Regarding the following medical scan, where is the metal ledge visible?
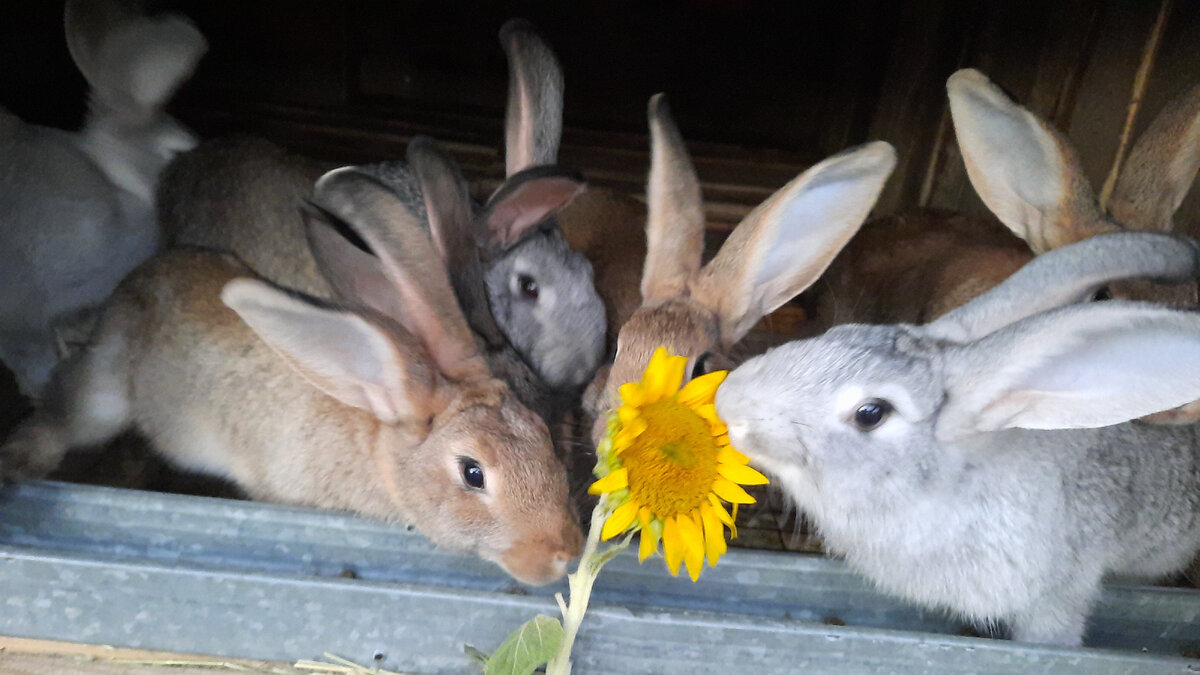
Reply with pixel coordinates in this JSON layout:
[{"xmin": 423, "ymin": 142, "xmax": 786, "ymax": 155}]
[{"xmin": 1, "ymin": 481, "xmax": 1198, "ymax": 671}]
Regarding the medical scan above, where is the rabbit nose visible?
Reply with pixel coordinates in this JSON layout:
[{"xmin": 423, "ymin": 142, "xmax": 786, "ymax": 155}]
[{"xmin": 725, "ymin": 420, "xmax": 749, "ymax": 447}]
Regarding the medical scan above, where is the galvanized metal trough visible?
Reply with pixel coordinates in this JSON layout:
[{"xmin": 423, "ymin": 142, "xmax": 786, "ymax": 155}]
[{"xmin": 0, "ymin": 481, "xmax": 1197, "ymax": 673}]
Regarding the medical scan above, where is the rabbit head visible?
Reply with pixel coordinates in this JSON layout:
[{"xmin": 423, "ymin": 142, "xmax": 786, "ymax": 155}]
[
  {"xmin": 591, "ymin": 94, "xmax": 896, "ymax": 441},
  {"xmin": 463, "ymin": 18, "xmax": 605, "ymax": 390},
  {"xmin": 66, "ymin": 0, "xmax": 206, "ymax": 205},
  {"xmin": 948, "ymin": 69, "xmax": 1200, "ymax": 306},
  {"xmin": 716, "ymin": 232, "xmax": 1200, "ymax": 643},
  {"xmin": 264, "ymin": 168, "xmax": 583, "ymax": 584}
]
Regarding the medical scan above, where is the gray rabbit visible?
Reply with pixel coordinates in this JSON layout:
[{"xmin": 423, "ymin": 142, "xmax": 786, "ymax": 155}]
[
  {"xmin": 158, "ymin": 20, "xmax": 604, "ymax": 418},
  {"xmin": 716, "ymin": 232, "xmax": 1200, "ymax": 646},
  {"xmin": 0, "ymin": 0, "xmax": 206, "ymax": 397}
]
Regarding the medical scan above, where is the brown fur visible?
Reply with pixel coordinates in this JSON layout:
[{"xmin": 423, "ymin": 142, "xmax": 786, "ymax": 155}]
[
  {"xmin": 582, "ymin": 96, "xmax": 895, "ymax": 441},
  {"xmin": 2, "ymin": 182, "xmax": 584, "ymax": 586},
  {"xmin": 808, "ymin": 72, "xmax": 1200, "ymax": 339}
]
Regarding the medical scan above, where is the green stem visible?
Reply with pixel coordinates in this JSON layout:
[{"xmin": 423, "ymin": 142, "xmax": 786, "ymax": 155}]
[{"xmin": 545, "ymin": 497, "xmax": 628, "ymax": 675}]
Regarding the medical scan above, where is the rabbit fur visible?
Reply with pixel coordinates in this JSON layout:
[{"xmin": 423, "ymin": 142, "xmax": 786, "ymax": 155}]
[
  {"xmin": 0, "ymin": 0, "xmax": 206, "ymax": 397},
  {"xmin": 157, "ymin": 19, "xmax": 605, "ymax": 413},
  {"xmin": 716, "ymin": 231, "xmax": 1200, "ymax": 645},
  {"xmin": 1, "ymin": 168, "xmax": 583, "ymax": 586},
  {"xmin": 583, "ymin": 95, "xmax": 897, "ymax": 445},
  {"xmin": 810, "ymin": 69, "xmax": 1200, "ymax": 336}
]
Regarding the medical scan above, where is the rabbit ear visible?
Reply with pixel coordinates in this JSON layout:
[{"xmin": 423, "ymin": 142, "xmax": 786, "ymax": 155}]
[
  {"xmin": 222, "ymin": 278, "xmax": 436, "ymax": 426},
  {"xmin": 406, "ymin": 136, "xmax": 508, "ymax": 346},
  {"xmin": 692, "ymin": 142, "xmax": 896, "ymax": 346},
  {"xmin": 924, "ymin": 232, "xmax": 1200, "ymax": 343},
  {"xmin": 301, "ymin": 200, "xmax": 409, "ymax": 323},
  {"xmin": 478, "ymin": 165, "xmax": 586, "ymax": 258},
  {"xmin": 312, "ymin": 168, "xmax": 489, "ymax": 382},
  {"xmin": 65, "ymin": 0, "xmax": 206, "ymax": 120},
  {"xmin": 500, "ymin": 18, "xmax": 564, "ymax": 175},
  {"xmin": 641, "ymin": 94, "xmax": 706, "ymax": 303},
  {"xmin": 1109, "ymin": 83, "xmax": 1200, "ymax": 232},
  {"xmin": 948, "ymin": 69, "xmax": 1109, "ymax": 254},
  {"xmin": 937, "ymin": 301, "xmax": 1200, "ymax": 441}
]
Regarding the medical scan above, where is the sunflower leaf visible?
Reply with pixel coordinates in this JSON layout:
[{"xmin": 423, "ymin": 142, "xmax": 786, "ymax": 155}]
[{"xmin": 484, "ymin": 614, "xmax": 564, "ymax": 675}]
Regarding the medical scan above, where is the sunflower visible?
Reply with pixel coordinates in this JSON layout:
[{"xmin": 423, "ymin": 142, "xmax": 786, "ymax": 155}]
[{"xmin": 589, "ymin": 347, "xmax": 768, "ymax": 581}]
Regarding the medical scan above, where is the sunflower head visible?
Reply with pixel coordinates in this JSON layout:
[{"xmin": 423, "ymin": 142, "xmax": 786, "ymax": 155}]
[{"xmin": 589, "ymin": 347, "xmax": 767, "ymax": 581}]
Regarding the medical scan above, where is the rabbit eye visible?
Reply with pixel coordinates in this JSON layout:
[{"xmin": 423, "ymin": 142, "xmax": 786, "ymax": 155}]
[
  {"xmin": 518, "ymin": 274, "xmax": 539, "ymax": 300},
  {"xmin": 691, "ymin": 353, "xmax": 712, "ymax": 379},
  {"xmin": 459, "ymin": 457, "xmax": 485, "ymax": 490},
  {"xmin": 853, "ymin": 399, "xmax": 893, "ymax": 431},
  {"xmin": 1092, "ymin": 286, "xmax": 1113, "ymax": 302}
]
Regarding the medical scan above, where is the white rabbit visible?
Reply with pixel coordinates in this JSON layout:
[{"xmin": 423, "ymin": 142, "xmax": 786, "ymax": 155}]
[
  {"xmin": 2, "ymin": 167, "xmax": 583, "ymax": 586},
  {"xmin": 0, "ymin": 0, "xmax": 206, "ymax": 397},
  {"xmin": 716, "ymin": 231, "xmax": 1200, "ymax": 645}
]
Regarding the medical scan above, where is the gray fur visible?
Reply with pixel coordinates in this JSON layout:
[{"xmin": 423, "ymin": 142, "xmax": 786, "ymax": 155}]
[
  {"xmin": 716, "ymin": 231, "xmax": 1200, "ymax": 646},
  {"xmin": 0, "ymin": 0, "xmax": 205, "ymax": 397}
]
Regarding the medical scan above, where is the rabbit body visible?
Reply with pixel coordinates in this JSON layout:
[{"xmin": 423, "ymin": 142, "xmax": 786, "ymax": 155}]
[
  {"xmin": 717, "ymin": 232, "xmax": 1200, "ymax": 644},
  {"xmin": 0, "ymin": 0, "xmax": 206, "ymax": 397},
  {"xmin": 807, "ymin": 70, "xmax": 1200, "ymax": 337},
  {"xmin": 4, "ymin": 170, "xmax": 583, "ymax": 586}
]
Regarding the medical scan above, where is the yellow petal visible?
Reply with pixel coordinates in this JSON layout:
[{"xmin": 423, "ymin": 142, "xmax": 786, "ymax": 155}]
[
  {"xmin": 712, "ymin": 477, "xmax": 756, "ymax": 505},
  {"xmin": 700, "ymin": 503, "xmax": 727, "ymax": 566},
  {"xmin": 637, "ymin": 507, "xmax": 659, "ymax": 562},
  {"xmin": 613, "ymin": 416, "xmax": 647, "ymax": 450},
  {"xmin": 601, "ymin": 499, "xmax": 639, "ymax": 540},
  {"xmin": 693, "ymin": 404, "xmax": 729, "ymax": 436},
  {"xmin": 619, "ymin": 382, "xmax": 645, "ymax": 408},
  {"xmin": 617, "ymin": 404, "xmax": 641, "ymax": 426},
  {"xmin": 677, "ymin": 370, "xmax": 727, "ymax": 407},
  {"xmin": 730, "ymin": 503, "xmax": 740, "ymax": 538},
  {"xmin": 676, "ymin": 510, "xmax": 705, "ymax": 560},
  {"xmin": 661, "ymin": 516, "xmax": 684, "ymax": 576},
  {"xmin": 717, "ymin": 445, "xmax": 750, "ymax": 465},
  {"xmin": 717, "ymin": 463, "xmax": 769, "ymax": 486},
  {"xmin": 641, "ymin": 347, "xmax": 687, "ymax": 403},
  {"xmin": 588, "ymin": 467, "xmax": 629, "ymax": 495},
  {"xmin": 707, "ymin": 495, "xmax": 734, "ymax": 526},
  {"xmin": 683, "ymin": 511, "xmax": 706, "ymax": 581}
]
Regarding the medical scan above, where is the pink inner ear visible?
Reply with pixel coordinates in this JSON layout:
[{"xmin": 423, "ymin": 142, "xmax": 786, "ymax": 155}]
[{"xmin": 487, "ymin": 176, "xmax": 585, "ymax": 245}]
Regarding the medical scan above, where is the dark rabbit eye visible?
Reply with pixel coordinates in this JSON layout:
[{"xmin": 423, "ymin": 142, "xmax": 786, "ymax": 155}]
[
  {"xmin": 1092, "ymin": 286, "xmax": 1113, "ymax": 302},
  {"xmin": 853, "ymin": 399, "xmax": 893, "ymax": 431},
  {"xmin": 460, "ymin": 457, "xmax": 485, "ymax": 490},
  {"xmin": 691, "ymin": 352, "xmax": 713, "ymax": 379},
  {"xmin": 518, "ymin": 274, "xmax": 539, "ymax": 300}
]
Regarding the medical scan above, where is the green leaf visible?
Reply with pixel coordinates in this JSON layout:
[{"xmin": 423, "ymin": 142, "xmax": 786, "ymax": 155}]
[
  {"xmin": 484, "ymin": 614, "xmax": 565, "ymax": 675},
  {"xmin": 464, "ymin": 644, "xmax": 490, "ymax": 665}
]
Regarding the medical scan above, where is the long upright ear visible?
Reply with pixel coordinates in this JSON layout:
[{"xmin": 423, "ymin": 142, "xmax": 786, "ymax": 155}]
[
  {"xmin": 500, "ymin": 18, "xmax": 564, "ymax": 176},
  {"xmin": 312, "ymin": 168, "xmax": 490, "ymax": 382},
  {"xmin": 641, "ymin": 94, "xmax": 706, "ymax": 303},
  {"xmin": 936, "ymin": 301, "xmax": 1200, "ymax": 441},
  {"xmin": 691, "ymin": 142, "xmax": 896, "ymax": 346},
  {"xmin": 66, "ymin": 0, "xmax": 207, "ymax": 118},
  {"xmin": 925, "ymin": 232, "xmax": 1200, "ymax": 343},
  {"xmin": 948, "ymin": 69, "xmax": 1109, "ymax": 254},
  {"xmin": 1109, "ymin": 83, "xmax": 1200, "ymax": 232},
  {"xmin": 221, "ymin": 278, "xmax": 435, "ymax": 426},
  {"xmin": 406, "ymin": 136, "xmax": 507, "ymax": 346},
  {"xmin": 302, "ymin": 200, "xmax": 408, "ymax": 324},
  {"xmin": 477, "ymin": 165, "xmax": 586, "ymax": 259}
]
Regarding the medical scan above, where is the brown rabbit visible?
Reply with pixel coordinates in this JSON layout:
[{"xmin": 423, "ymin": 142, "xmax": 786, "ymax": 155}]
[
  {"xmin": 808, "ymin": 69, "xmax": 1200, "ymax": 335},
  {"xmin": 1, "ymin": 169, "xmax": 583, "ymax": 586},
  {"xmin": 584, "ymin": 95, "xmax": 896, "ymax": 438}
]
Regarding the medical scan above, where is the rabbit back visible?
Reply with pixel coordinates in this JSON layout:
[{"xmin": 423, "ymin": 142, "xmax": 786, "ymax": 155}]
[
  {"xmin": 0, "ymin": 115, "xmax": 158, "ymax": 396},
  {"xmin": 159, "ymin": 135, "xmax": 334, "ymax": 297}
]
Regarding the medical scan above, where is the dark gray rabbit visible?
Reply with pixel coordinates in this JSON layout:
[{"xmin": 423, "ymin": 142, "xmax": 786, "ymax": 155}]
[
  {"xmin": 0, "ymin": 0, "xmax": 206, "ymax": 397},
  {"xmin": 158, "ymin": 20, "xmax": 605, "ymax": 417},
  {"xmin": 716, "ymin": 232, "xmax": 1200, "ymax": 646}
]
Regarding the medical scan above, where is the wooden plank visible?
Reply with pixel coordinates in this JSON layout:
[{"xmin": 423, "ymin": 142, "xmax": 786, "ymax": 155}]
[{"xmin": 0, "ymin": 638, "xmax": 305, "ymax": 675}]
